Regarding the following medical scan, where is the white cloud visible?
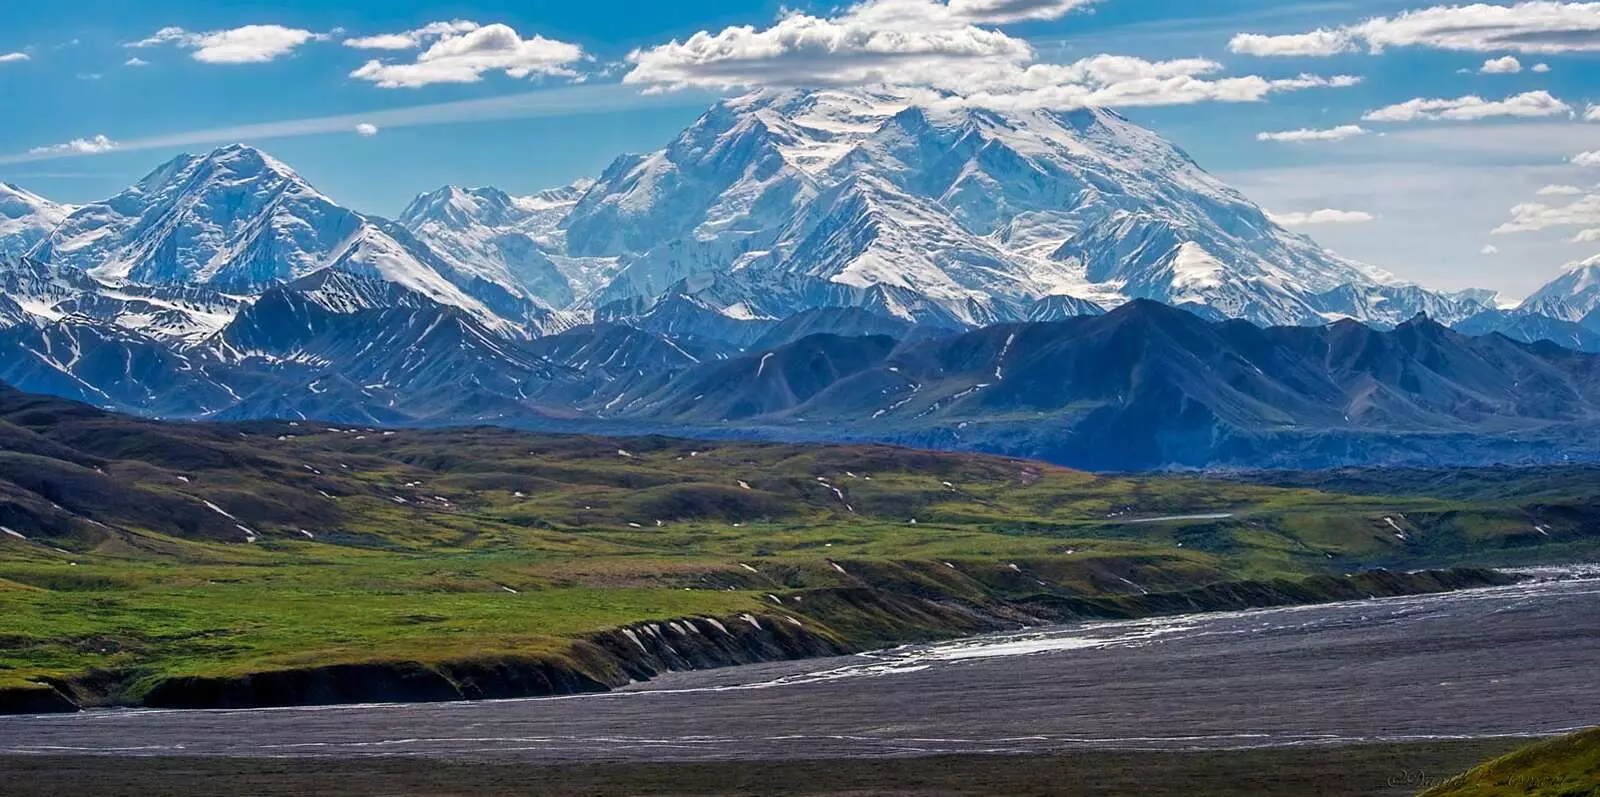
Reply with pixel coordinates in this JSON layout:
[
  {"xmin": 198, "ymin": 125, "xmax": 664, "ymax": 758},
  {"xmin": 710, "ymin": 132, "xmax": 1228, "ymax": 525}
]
[
  {"xmin": 1242, "ymin": 3, "xmax": 1600, "ymax": 57},
  {"xmin": 946, "ymin": 0, "xmax": 1098, "ymax": 23},
  {"xmin": 350, "ymin": 23, "xmax": 586, "ymax": 88},
  {"xmin": 1533, "ymin": 62, "xmax": 1552, "ymax": 71},
  {"xmin": 1493, "ymin": 192, "xmax": 1600, "ymax": 233},
  {"xmin": 1479, "ymin": 55, "xmax": 1522, "ymax": 73},
  {"xmin": 951, "ymin": 61, "xmax": 1359, "ymax": 112},
  {"xmin": 1228, "ymin": 29, "xmax": 1356, "ymax": 57},
  {"xmin": 129, "ymin": 25, "xmax": 325, "ymax": 64},
  {"xmin": 624, "ymin": 0, "xmax": 1033, "ymax": 91},
  {"xmin": 1363, "ymin": 90, "xmax": 1571, "ymax": 122},
  {"xmin": 1353, "ymin": 2, "xmax": 1600, "ymax": 55},
  {"xmin": 343, "ymin": 20, "xmax": 481, "ymax": 50},
  {"xmin": 1539, "ymin": 184, "xmax": 1586, "ymax": 195},
  {"xmin": 1481, "ymin": 243, "xmax": 1500, "ymax": 254},
  {"xmin": 1575, "ymin": 151, "xmax": 1600, "ymax": 166},
  {"xmin": 1256, "ymin": 124, "xmax": 1368, "ymax": 142},
  {"xmin": 624, "ymin": 0, "xmax": 1361, "ymax": 110},
  {"xmin": 1586, "ymin": 104, "xmax": 1600, "ymax": 121},
  {"xmin": 1571, "ymin": 228, "xmax": 1600, "ymax": 242},
  {"xmin": 1269, "ymin": 208, "xmax": 1378, "ymax": 226},
  {"xmin": 0, "ymin": 53, "xmax": 29, "ymax": 63},
  {"xmin": 124, "ymin": 57, "xmax": 149, "ymax": 67},
  {"xmin": 29, "ymin": 135, "xmax": 119, "ymax": 155},
  {"xmin": 355, "ymin": 123, "xmax": 380, "ymax": 136}
]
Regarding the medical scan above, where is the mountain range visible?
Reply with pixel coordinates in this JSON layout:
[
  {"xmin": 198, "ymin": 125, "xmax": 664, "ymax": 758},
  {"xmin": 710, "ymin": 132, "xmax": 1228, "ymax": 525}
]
[{"xmin": 4, "ymin": 88, "xmax": 1600, "ymax": 470}]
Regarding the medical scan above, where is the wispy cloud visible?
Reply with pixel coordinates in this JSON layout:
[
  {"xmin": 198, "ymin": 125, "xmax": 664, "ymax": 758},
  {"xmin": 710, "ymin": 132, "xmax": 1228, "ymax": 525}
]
[
  {"xmin": 0, "ymin": 83, "xmax": 714, "ymax": 165},
  {"xmin": 945, "ymin": 0, "xmax": 1099, "ymax": 23},
  {"xmin": 1363, "ymin": 91, "xmax": 1571, "ymax": 122},
  {"xmin": 1234, "ymin": 2, "xmax": 1600, "ymax": 57},
  {"xmin": 1256, "ymin": 124, "xmax": 1367, "ymax": 142},
  {"xmin": 1494, "ymin": 192, "xmax": 1600, "ymax": 234},
  {"xmin": 1269, "ymin": 208, "xmax": 1377, "ymax": 226},
  {"xmin": 343, "ymin": 20, "xmax": 481, "ymax": 51}
]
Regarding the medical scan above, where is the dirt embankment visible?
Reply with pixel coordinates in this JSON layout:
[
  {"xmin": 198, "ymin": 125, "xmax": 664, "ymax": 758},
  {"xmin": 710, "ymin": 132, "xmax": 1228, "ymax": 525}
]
[{"xmin": 2, "ymin": 567, "xmax": 1514, "ymax": 714}]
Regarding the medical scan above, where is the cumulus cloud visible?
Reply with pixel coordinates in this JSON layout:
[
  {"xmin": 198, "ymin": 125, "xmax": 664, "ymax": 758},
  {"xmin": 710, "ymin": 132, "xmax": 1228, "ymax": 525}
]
[
  {"xmin": 1228, "ymin": 29, "xmax": 1356, "ymax": 57},
  {"xmin": 1269, "ymin": 208, "xmax": 1378, "ymax": 226},
  {"xmin": 1493, "ymin": 192, "xmax": 1600, "ymax": 233},
  {"xmin": 946, "ymin": 0, "xmax": 1098, "ymax": 23},
  {"xmin": 29, "ymin": 135, "xmax": 119, "ymax": 155},
  {"xmin": 343, "ymin": 20, "xmax": 481, "ymax": 50},
  {"xmin": 355, "ymin": 123, "xmax": 380, "ymax": 136},
  {"xmin": 1238, "ymin": 2, "xmax": 1600, "ymax": 57},
  {"xmin": 624, "ymin": 0, "xmax": 1360, "ymax": 110},
  {"xmin": 1362, "ymin": 90, "xmax": 1570, "ymax": 121},
  {"xmin": 1256, "ymin": 124, "xmax": 1368, "ymax": 142},
  {"xmin": 124, "ymin": 57, "xmax": 149, "ymax": 67},
  {"xmin": 1540, "ymin": 184, "xmax": 1586, "ymax": 195},
  {"xmin": 1575, "ymin": 151, "xmax": 1600, "ymax": 166},
  {"xmin": 0, "ymin": 53, "xmax": 29, "ymax": 64},
  {"xmin": 1533, "ymin": 62, "xmax": 1552, "ymax": 71},
  {"xmin": 350, "ymin": 23, "xmax": 586, "ymax": 88},
  {"xmin": 624, "ymin": 0, "xmax": 1033, "ymax": 91},
  {"xmin": 1571, "ymin": 228, "xmax": 1600, "ymax": 242},
  {"xmin": 1586, "ymin": 104, "xmax": 1600, "ymax": 121},
  {"xmin": 1479, "ymin": 55, "xmax": 1522, "ymax": 73},
  {"xmin": 1481, "ymin": 244, "xmax": 1500, "ymax": 254},
  {"xmin": 129, "ymin": 25, "xmax": 325, "ymax": 64}
]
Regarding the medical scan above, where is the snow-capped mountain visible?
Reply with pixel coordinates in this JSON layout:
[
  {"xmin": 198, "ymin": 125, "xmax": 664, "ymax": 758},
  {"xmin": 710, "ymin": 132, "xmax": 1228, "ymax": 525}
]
[
  {"xmin": 535, "ymin": 88, "xmax": 1413, "ymax": 328},
  {"xmin": 1311, "ymin": 283, "xmax": 1495, "ymax": 328},
  {"xmin": 0, "ymin": 182, "xmax": 74, "ymax": 259},
  {"xmin": 1519, "ymin": 254, "xmax": 1600, "ymax": 323},
  {"xmin": 1452, "ymin": 255, "xmax": 1600, "ymax": 351},
  {"xmin": 0, "ymin": 256, "xmax": 247, "ymax": 344},
  {"xmin": 28, "ymin": 145, "xmax": 532, "ymax": 333},
  {"xmin": 398, "ymin": 181, "xmax": 596, "ymax": 309}
]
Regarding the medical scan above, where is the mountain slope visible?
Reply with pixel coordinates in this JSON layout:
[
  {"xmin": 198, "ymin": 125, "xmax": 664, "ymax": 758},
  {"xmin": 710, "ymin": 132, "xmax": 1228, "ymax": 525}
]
[
  {"xmin": 0, "ymin": 183, "xmax": 74, "ymax": 259},
  {"xmin": 1455, "ymin": 308, "xmax": 1600, "ymax": 353},
  {"xmin": 398, "ymin": 181, "xmax": 593, "ymax": 309},
  {"xmin": 1519, "ymin": 255, "xmax": 1600, "ymax": 322},
  {"xmin": 611, "ymin": 301, "xmax": 1600, "ymax": 469},
  {"xmin": 1421, "ymin": 727, "xmax": 1600, "ymax": 797},
  {"xmin": 0, "ymin": 257, "xmax": 246, "ymax": 344},
  {"xmin": 1452, "ymin": 257, "xmax": 1600, "ymax": 352}
]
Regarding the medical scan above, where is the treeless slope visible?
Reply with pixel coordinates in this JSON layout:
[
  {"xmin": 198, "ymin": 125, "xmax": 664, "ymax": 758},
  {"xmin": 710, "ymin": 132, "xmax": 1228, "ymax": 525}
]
[{"xmin": 1421, "ymin": 727, "xmax": 1600, "ymax": 797}]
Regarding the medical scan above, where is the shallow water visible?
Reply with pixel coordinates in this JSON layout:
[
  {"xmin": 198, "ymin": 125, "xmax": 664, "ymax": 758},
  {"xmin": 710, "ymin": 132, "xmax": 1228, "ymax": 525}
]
[{"xmin": 2, "ymin": 571, "xmax": 1596, "ymax": 762}]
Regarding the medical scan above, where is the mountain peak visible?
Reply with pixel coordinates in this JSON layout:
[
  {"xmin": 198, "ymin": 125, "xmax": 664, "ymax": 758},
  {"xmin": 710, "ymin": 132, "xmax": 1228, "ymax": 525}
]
[
  {"xmin": 0, "ymin": 181, "xmax": 76, "ymax": 259},
  {"xmin": 1519, "ymin": 254, "xmax": 1600, "ymax": 322},
  {"xmin": 190, "ymin": 144, "xmax": 307, "ymax": 185}
]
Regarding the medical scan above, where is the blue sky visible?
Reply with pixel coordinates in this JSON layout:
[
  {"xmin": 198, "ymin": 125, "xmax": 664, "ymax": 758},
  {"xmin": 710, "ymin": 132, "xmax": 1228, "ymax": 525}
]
[{"xmin": 2, "ymin": 0, "xmax": 1598, "ymax": 297}]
